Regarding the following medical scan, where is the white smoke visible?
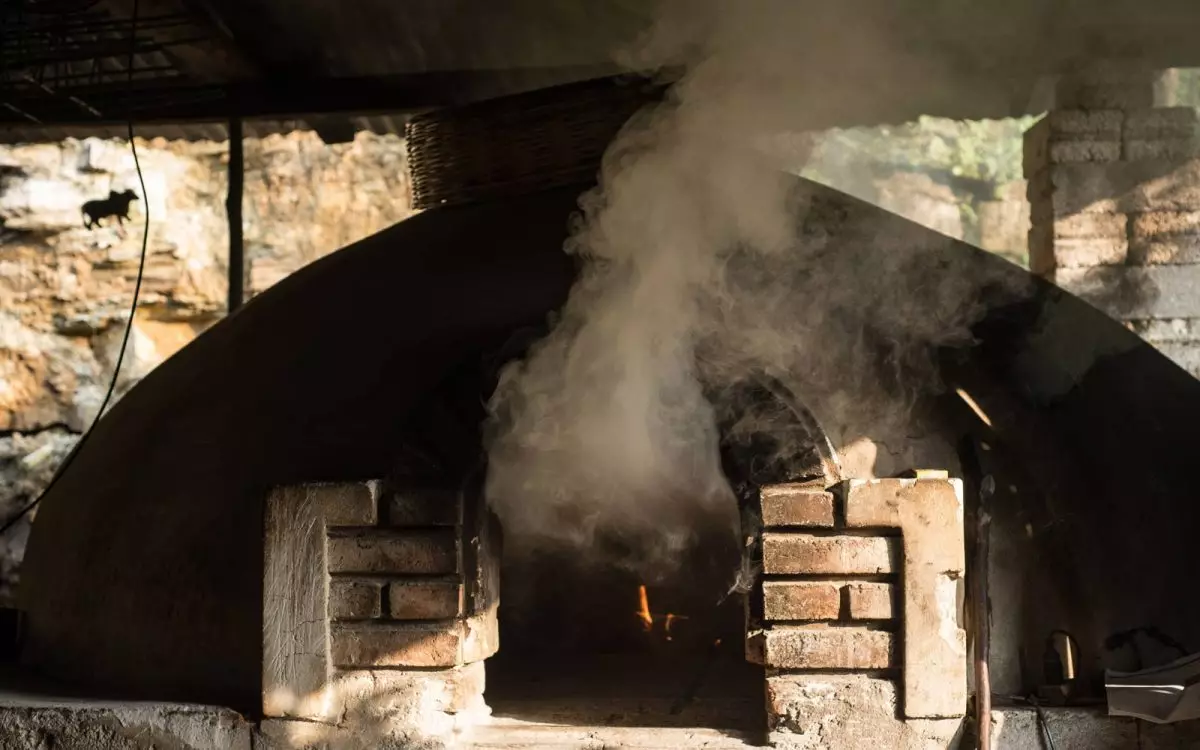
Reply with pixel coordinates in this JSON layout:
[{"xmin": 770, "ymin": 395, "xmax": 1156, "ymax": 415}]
[{"xmin": 484, "ymin": 0, "xmax": 1028, "ymax": 574}]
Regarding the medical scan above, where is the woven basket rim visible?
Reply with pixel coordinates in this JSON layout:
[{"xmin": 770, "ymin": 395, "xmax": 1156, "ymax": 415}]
[{"xmin": 407, "ymin": 73, "xmax": 670, "ymax": 129}]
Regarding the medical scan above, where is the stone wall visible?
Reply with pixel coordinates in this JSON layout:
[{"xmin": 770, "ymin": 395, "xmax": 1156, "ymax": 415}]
[
  {"xmin": 1024, "ymin": 69, "xmax": 1200, "ymax": 378},
  {"xmin": 0, "ymin": 131, "xmax": 413, "ymax": 604}
]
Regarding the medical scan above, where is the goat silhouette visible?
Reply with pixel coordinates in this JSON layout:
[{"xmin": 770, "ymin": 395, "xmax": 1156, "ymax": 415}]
[{"xmin": 82, "ymin": 189, "xmax": 139, "ymax": 230}]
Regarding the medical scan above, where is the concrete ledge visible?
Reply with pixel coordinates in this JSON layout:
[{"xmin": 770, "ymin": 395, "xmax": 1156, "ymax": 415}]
[{"xmin": 0, "ymin": 693, "xmax": 253, "ymax": 750}]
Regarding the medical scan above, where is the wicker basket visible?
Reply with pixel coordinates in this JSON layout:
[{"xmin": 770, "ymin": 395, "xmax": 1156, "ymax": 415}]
[{"xmin": 406, "ymin": 75, "xmax": 668, "ymax": 210}]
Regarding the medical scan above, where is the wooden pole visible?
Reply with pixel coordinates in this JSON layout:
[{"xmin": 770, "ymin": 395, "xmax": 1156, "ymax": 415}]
[
  {"xmin": 975, "ymin": 482, "xmax": 993, "ymax": 750},
  {"xmin": 226, "ymin": 115, "xmax": 244, "ymax": 312}
]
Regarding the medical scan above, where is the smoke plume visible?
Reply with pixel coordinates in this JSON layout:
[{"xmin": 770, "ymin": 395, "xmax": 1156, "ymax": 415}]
[{"xmin": 484, "ymin": 0, "xmax": 1027, "ymax": 575}]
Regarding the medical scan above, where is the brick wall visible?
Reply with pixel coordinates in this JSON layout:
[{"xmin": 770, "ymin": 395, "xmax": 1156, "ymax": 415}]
[
  {"xmin": 261, "ymin": 480, "xmax": 497, "ymax": 745},
  {"xmin": 748, "ymin": 478, "xmax": 966, "ymax": 749},
  {"xmin": 1025, "ymin": 68, "xmax": 1200, "ymax": 376}
]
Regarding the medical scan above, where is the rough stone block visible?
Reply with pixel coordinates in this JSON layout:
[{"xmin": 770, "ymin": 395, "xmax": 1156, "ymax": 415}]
[
  {"xmin": 311, "ymin": 481, "xmax": 380, "ymax": 527},
  {"xmin": 1023, "ymin": 117, "xmax": 1120, "ymax": 177},
  {"xmin": 747, "ymin": 626, "xmax": 894, "ymax": 669},
  {"xmin": 0, "ymin": 701, "xmax": 256, "ymax": 750},
  {"xmin": 847, "ymin": 582, "xmax": 895, "ymax": 621},
  {"xmin": 1028, "ymin": 225, "xmax": 1127, "ymax": 275},
  {"xmin": 389, "ymin": 580, "xmax": 463, "ymax": 620},
  {"xmin": 762, "ymin": 533, "xmax": 896, "ymax": 575},
  {"xmin": 1124, "ymin": 138, "xmax": 1200, "ymax": 161},
  {"xmin": 762, "ymin": 581, "xmax": 841, "ymax": 621},
  {"xmin": 1054, "ymin": 264, "xmax": 1200, "ymax": 319},
  {"xmin": 1129, "ymin": 240, "xmax": 1200, "ymax": 265},
  {"xmin": 1131, "ymin": 210, "xmax": 1200, "ymax": 238},
  {"xmin": 1055, "ymin": 67, "xmax": 1158, "ymax": 110},
  {"xmin": 328, "ymin": 578, "xmax": 382, "ymax": 620},
  {"xmin": 327, "ymin": 530, "xmax": 457, "ymax": 575},
  {"xmin": 1126, "ymin": 317, "xmax": 1200, "ymax": 342},
  {"xmin": 1124, "ymin": 108, "xmax": 1200, "ymax": 139},
  {"xmin": 1051, "ymin": 211, "xmax": 1127, "ymax": 238},
  {"xmin": 1032, "ymin": 161, "xmax": 1200, "ymax": 216},
  {"xmin": 332, "ymin": 622, "xmax": 459, "ymax": 667},
  {"xmin": 388, "ymin": 486, "xmax": 461, "ymax": 526},
  {"xmin": 766, "ymin": 674, "xmax": 963, "ymax": 750},
  {"xmin": 759, "ymin": 484, "xmax": 835, "ymax": 528}
]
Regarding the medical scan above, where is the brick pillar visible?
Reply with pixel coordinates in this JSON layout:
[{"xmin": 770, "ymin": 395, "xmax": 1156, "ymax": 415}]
[
  {"xmin": 748, "ymin": 478, "xmax": 966, "ymax": 749},
  {"xmin": 1025, "ymin": 66, "xmax": 1200, "ymax": 375},
  {"xmin": 260, "ymin": 480, "xmax": 498, "ymax": 746}
]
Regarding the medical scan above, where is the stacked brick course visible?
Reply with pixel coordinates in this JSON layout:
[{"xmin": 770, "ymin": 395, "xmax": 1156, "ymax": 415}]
[
  {"xmin": 1024, "ymin": 69, "xmax": 1200, "ymax": 375},
  {"xmin": 747, "ymin": 478, "xmax": 966, "ymax": 749},
  {"xmin": 261, "ymin": 480, "xmax": 497, "ymax": 745}
]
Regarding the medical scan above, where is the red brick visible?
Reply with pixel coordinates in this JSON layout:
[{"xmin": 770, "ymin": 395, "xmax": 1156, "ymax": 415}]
[
  {"xmin": 328, "ymin": 578, "xmax": 382, "ymax": 620},
  {"xmin": 389, "ymin": 581, "xmax": 463, "ymax": 620},
  {"xmin": 388, "ymin": 486, "xmax": 460, "ymax": 526},
  {"xmin": 762, "ymin": 534, "xmax": 896, "ymax": 575},
  {"xmin": 307, "ymin": 481, "xmax": 380, "ymax": 527},
  {"xmin": 759, "ymin": 484, "xmax": 835, "ymax": 528},
  {"xmin": 762, "ymin": 581, "xmax": 840, "ymax": 621},
  {"xmin": 747, "ymin": 626, "xmax": 895, "ymax": 669},
  {"xmin": 327, "ymin": 530, "xmax": 457, "ymax": 575},
  {"xmin": 331, "ymin": 621, "xmax": 462, "ymax": 667},
  {"xmin": 847, "ymin": 582, "xmax": 896, "ymax": 620}
]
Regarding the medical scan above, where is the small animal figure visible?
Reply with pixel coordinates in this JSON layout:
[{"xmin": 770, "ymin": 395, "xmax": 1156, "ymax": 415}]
[{"xmin": 82, "ymin": 189, "xmax": 139, "ymax": 230}]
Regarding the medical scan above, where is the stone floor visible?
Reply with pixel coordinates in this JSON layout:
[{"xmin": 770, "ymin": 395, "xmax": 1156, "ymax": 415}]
[{"xmin": 1, "ymin": 669, "xmax": 1199, "ymax": 749}]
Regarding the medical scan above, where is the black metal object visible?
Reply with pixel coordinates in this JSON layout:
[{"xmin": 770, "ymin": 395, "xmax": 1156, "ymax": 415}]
[
  {"xmin": 226, "ymin": 114, "xmax": 242, "ymax": 311},
  {"xmin": 0, "ymin": 66, "xmax": 623, "ymax": 130},
  {"xmin": 0, "ymin": 0, "xmax": 214, "ymax": 123}
]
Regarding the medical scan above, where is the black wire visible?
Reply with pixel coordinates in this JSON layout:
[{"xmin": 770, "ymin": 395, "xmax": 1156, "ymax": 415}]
[
  {"xmin": 0, "ymin": 0, "xmax": 146, "ymax": 539},
  {"xmin": 1029, "ymin": 696, "xmax": 1059, "ymax": 750}
]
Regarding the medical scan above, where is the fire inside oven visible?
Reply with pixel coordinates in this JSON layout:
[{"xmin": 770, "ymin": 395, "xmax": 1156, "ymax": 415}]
[{"xmin": 480, "ymin": 373, "xmax": 833, "ymax": 731}]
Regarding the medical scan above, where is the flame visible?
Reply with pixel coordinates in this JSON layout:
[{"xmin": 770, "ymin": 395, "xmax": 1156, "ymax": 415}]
[
  {"xmin": 636, "ymin": 585, "xmax": 688, "ymax": 639},
  {"xmin": 636, "ymin": 585, "xmax": 654, "ymax": 632}
]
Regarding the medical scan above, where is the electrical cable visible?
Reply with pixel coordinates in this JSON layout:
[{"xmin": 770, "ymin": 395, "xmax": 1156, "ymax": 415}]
[{"xmin": 0, "ymin": 0, "xmax": 147, "ymax": 539}]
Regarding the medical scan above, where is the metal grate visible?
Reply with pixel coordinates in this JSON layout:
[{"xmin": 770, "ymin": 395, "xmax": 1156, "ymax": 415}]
[{"xmin": 0, "ymin": 0, "xmax": 218, "ymax": 124}]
